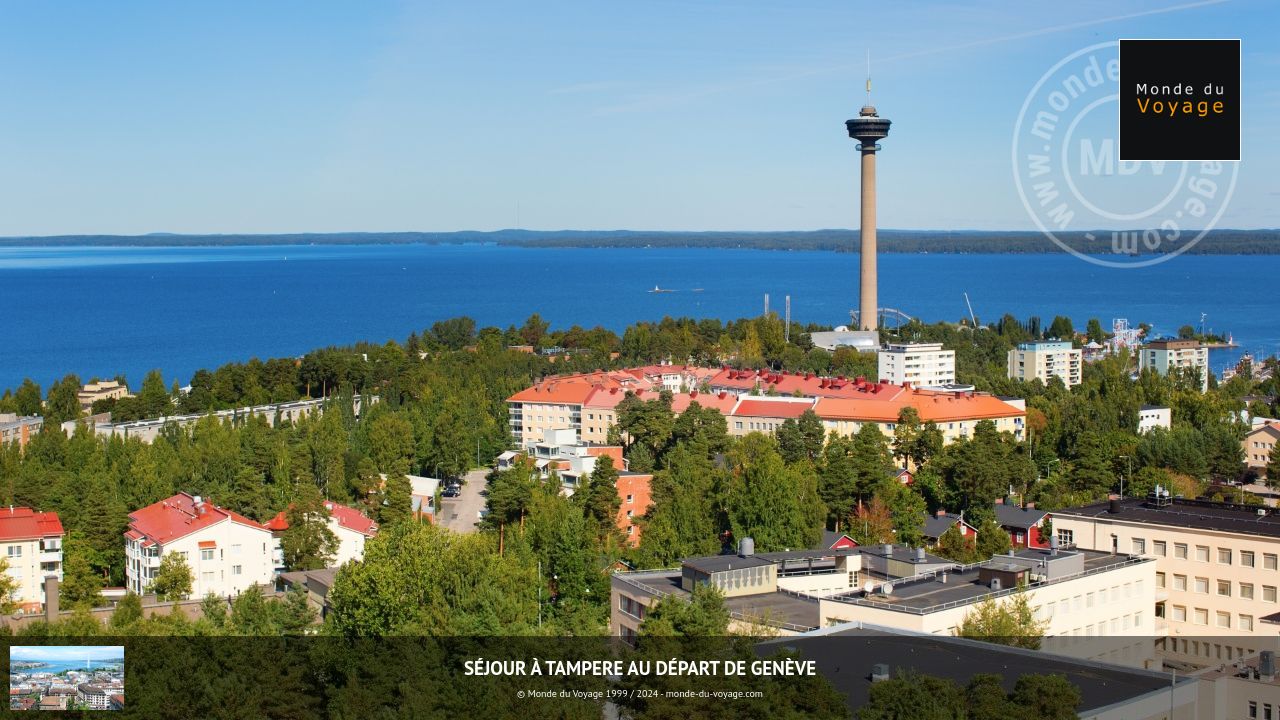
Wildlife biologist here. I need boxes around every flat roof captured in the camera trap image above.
[827,550,1145,614]
[614,570,820,630]
[768,626,1187,715]
[681,554,774,574]
[1056,497,1280,538]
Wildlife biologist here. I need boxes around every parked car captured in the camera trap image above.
[442,484,462,498]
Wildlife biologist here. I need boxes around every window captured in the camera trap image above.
[1156,572,1166,589]
[200,549,214,562]
[1266,586,1278,603]
[1217,611,1231,628]
[1174,574,1187,591]
[1242,583,1255,600]
[1194,608,1208,625]
[1268,554,1279,570]
[1195,577,1209,594]
[1243,550,1256,567]
[1175,543,1188,559]
[1241,615,1255,632]
[231,544,242,556]
[625,494,633,504]
[5,545,20,558]
[232,565,242,576]
[1218,580,1232,597]
[1249,701,1257,719]
[1171,605,1187,622]
[1153,540,1167,556]
[1057,529,1074,546]
[1132,538,1146,554]
[1219,548,1233,565]
[201,571,215,583]
[1196,545,1210,562]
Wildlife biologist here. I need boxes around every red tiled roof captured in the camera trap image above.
[0,507,63,541]
[126,492,268,545]
[709,368,906,400]
[265,500,378,537]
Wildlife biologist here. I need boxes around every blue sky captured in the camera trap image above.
[0,0,1275,234]
[10,645,123,662]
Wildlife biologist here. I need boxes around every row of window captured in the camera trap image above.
[1156,572,1279,602]
[1165,605,1255,630]
[1056,612,1144,636]
[1036,581,1145,620]
[1133,538,1278,568]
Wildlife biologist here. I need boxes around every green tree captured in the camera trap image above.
[892,407,921,468]
[149,551,194,601]
[45,373,83,424]
[110,592,143,630]
[858,670,966,720]
[1268,444,1280,489]
[0,557,20,613]
[200,592,228,629]
[726,434,821,551]
[366,411,416,473]
[776,410,825,464]
[59,536,105,609]
[955,588,1046,650]
[1085,318,1106,344]
[578,455,622,545]
[639,582,730,637]
[13,378,42,417]
[378,461,414,526]
[936,524,978,563]
[280,481,340,570]
[1008,674,1082,720]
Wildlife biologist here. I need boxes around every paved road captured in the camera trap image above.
[439,468,489,533]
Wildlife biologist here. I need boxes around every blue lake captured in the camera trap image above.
[0,244,1272,390]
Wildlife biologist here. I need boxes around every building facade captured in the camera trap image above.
[77,380,130,412]
[1244,423,1279,479]
[125,493,276,598]
[877,342,956,387]
[0,413,43,449]
[1139,339,1210,392]
[1054,495,1280,668]
[1138,405,1173,434]
[1007,341,1083,387]
[0,507,63,613]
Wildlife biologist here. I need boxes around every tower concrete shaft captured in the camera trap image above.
[859,146,877,331]
[846,104,890,332]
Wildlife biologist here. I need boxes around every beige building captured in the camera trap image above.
[77,380,130,412]
[0,507,63,613]
[1007,341,1082,387]
[1139,338,1211,392]
[95,396,371,444]
[815,392,1026,445]
[1054,494,1280,668]
[877,342,956,387]
[0,413,43,449]
[1245,423,1280,479]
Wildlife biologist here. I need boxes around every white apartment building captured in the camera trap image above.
[125,493,276,598]
[1007,340,1083,387]
[1139,339,1210,392]
[1137,405,1173,434]
[1054,494,1280,668]
[877,342,956,387]
[265,499,378,569]
[0,507,63,613]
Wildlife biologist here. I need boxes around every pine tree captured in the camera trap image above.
[280,481,339,570]
[578,455,621,543]
[379,460,413,526]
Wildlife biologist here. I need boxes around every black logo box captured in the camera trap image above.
[1119,39,1240,161]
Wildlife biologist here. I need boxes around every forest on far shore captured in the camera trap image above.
[1,228,1277,254]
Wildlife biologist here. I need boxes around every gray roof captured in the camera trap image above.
[613,570,820,630]
[994,503,1047,530]
[1056,497,1280,538]
[767,627,1188,715]
[922,512,966,540]
[681,554,774,574]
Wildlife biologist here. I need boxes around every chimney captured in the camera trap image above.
[882,543,893,555]
[1108,498,1121,514]
[913,547,926,562]
[995,497,1004,505]
[935,509,947,518]
[1026,502,1035,510]
[738,537,755,557]
[44,575,59,622]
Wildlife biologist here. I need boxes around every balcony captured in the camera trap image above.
[142,554,161,568]
[39,550,61,564]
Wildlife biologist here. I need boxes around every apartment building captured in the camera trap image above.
[1244,423,1280,479]
[615,472,653,546]
[815,391,1026,445]
[265,500,378,568]
[1007,340,1083,387]
[94,396,374,444]
[0,413,43,449]
[1139,338,1211,392]
[0,507,63,613]
[727,396,817,436]
[125,493,276,598]
[77,380,130,412]
[1054,494,1280,667]
[877,342,956,387]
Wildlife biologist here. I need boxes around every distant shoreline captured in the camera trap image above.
[0,229,1277,254]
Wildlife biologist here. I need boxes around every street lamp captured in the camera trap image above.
[1118,455,1132,499]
